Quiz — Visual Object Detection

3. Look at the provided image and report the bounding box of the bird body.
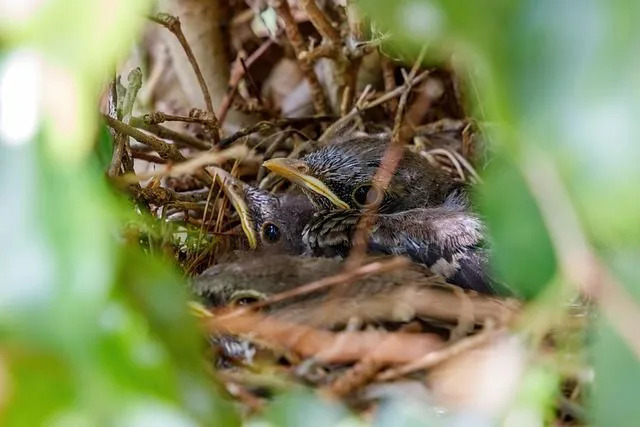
[263,135,500,294]
[193,252,445,324]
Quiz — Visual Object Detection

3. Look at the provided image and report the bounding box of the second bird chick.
[212,166,315,254]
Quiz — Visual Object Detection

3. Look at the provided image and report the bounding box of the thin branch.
[269,0,330,114]
[204,309,444,365]
[218,39,273,125]
[319,69,430,143]
[299,0,341,45]
[121,145,250,183]
[103,114,186,162]
[218,115,335,148]
[346,46,428,268]
[377,327,505,381]
[129,116,211,151]
[380,55,397,115]
[150,13,221,143]
[138,111,213,126]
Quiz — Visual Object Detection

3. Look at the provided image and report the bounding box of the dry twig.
[150,13,221,143]
[346,46,428,268]
[269,0,330,114]
[205,310,444,364]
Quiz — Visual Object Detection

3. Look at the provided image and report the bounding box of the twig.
[121,145,250,183]
[422,148,466,181]
[138,111,213,126]
[346,46,428,268]
[324,358,382,397]
[299,44,336,62]
[318,69,430,143]
[218,115,334,148]
[276,283,518,329]
[269,0,330,114]
[376,326,504,381]
[380,54,397,115]
[300,0,341,45]
[219,39,274,125]
[130,149,167,164]
[103,114,186,162]
[108,69,143,178]
[150,13,220,143]
[205,310,444,364]
[129,116,211,151]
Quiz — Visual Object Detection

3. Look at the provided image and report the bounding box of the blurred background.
[0,0,639,425]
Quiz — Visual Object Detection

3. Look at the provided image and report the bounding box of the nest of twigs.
[103,1,587,423]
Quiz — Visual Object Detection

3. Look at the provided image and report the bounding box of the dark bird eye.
[352,184,381,207]
[234,296,259,306]
[261,222,281,243]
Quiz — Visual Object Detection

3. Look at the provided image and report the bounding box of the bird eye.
[229,290,265,306]
[261,222,281,243]
[352,184,381,207]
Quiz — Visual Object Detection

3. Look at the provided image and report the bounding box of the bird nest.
[104,2,587,424]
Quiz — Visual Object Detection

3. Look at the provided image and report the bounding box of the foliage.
[1,0,638,425]
[360,0,640,424]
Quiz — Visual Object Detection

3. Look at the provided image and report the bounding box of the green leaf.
[94,122,114,171]
[592,318,640,427]
[477,154,557,298]
[260,390,351,427]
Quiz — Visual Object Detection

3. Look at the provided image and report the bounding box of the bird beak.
[262,158,350,209]
[210,166,259,249]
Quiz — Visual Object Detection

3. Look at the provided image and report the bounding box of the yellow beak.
[262,158,350,209]
[210,166,258,249]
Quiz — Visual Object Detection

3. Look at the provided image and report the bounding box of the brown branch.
[299,0,341,45]
[377,327,505,381]
[283,284,519,329]
[324,358,382,397]
[150,13,221,143]
[269,0,330,114]
[346,46,428,268]
[218,115,335,148]
[318,69,430,143]
[129,116,211,151]
[130,149,167,164]
[120,145,250,183]
[138,111,212,126]
[104,114,186,162]
[219,39,274,125]
[205,310,444,364]
[298,44,337,63]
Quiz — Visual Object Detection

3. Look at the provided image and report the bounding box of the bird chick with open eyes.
[212,166,315,254]
[263,136,499,294]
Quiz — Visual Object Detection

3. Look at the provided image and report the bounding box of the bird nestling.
[211,166,315,254]
[263,135,500,294]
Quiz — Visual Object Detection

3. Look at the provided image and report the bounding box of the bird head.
[264,136,457,212]
[263,137,389,210]
[212,167,315,253]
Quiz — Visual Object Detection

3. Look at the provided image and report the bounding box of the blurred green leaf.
[0,0,239,425]
[94,122,114,171]
[258,390,351,427]
[477,154,556,298]
[361,0,640,248]
[592,317,640,427]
